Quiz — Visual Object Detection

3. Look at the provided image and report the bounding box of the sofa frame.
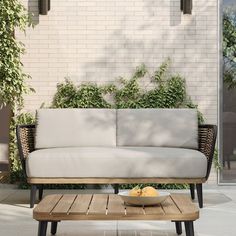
[16,124,217,208]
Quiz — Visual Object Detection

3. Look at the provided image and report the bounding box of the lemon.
[129,185,142,196]
[141,186,159,197]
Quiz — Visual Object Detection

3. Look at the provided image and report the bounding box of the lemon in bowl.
[119,185,170,206]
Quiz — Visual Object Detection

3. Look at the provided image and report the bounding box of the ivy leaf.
[0,0,32,108]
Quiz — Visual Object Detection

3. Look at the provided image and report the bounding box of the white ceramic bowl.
[118,190,170,206]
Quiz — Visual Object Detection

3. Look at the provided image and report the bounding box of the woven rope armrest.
[16,124,36,176]
[198,124,217,180]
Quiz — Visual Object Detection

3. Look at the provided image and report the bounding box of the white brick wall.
[17,0,219,183]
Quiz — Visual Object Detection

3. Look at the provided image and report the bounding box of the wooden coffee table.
[33,193,199,236]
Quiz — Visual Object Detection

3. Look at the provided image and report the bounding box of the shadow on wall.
[170,0,182,26]
[80,7,191,82]
[23,0,216,123]
[77,1,216,123]
[145,0,182,26]
[28,0,39,25]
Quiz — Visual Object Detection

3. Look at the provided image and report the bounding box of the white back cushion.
[35,109,116,148]
[117,109,198,149]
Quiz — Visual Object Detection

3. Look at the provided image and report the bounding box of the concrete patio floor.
[0,185,236,236]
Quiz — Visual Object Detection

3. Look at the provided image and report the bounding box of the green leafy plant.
[213,149,221,170]
[119,183,188,190]
[9,112,35,187]
[52,60,201,115]
[223,8,236,89]
[52,81,112,108]
[0,0,34,185]
[0,0,33,107]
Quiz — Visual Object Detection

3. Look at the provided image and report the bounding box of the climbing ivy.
[52,81,113,109]
[52,60,200,117]
[0,0,34,186]
[0,0,33,107]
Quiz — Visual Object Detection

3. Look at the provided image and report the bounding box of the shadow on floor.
[198,193,232,206]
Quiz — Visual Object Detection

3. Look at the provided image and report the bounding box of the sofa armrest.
[16,124,36,176]
[198,124,217,180]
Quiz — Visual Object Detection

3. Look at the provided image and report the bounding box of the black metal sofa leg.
[114,184,119,194]
[38,185,44,201]
[190,184,195,200]
[30,184,37,208]
[196,184,203,208]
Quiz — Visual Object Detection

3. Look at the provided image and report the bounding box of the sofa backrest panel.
[117,109,198,149]
[35,109,116,149]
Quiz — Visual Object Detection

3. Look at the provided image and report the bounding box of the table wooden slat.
[161,196,181,215]
[34,194,62,214]
[69,194,93,215]
[107,194,126,215]
[51,194,77,215]
[144,204,165,215]
[171,194,198,214]
[125,204,144,215]
[88,194,108,215]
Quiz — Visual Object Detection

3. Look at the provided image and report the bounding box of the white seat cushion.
[35,109,116,148]
[26,147,207,178]
[117,109,198,149]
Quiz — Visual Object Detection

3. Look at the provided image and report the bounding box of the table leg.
[38,221,48,236]
[51,221,58,235]
[175,221,182,235]
[184,221,194,236]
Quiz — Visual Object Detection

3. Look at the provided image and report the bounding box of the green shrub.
[52,81,112,108]
[52,60,200,112]
[119,183,189,190]
[9,112,35,188]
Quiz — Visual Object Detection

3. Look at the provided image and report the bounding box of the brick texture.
[17,0,219,183]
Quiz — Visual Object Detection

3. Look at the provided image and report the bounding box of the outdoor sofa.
[16,108,217,208]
